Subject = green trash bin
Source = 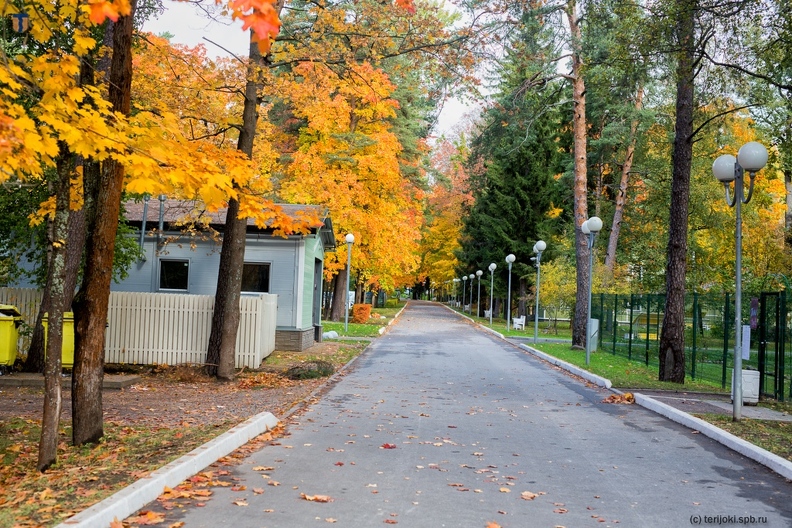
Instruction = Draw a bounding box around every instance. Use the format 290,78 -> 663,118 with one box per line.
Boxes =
0,304 -> 23,367
42,312 -> 75,369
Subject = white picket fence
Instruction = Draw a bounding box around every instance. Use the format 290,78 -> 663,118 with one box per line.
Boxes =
0,288 -> 277,368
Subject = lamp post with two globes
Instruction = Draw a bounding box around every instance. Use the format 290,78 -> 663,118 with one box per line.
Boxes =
468,274 -> 475,314
462,275 -> 467,311
581,217 -> 602,365
505,254 -> 516,330
712,141 -> 768,422
532,240 -> 546,345
488,263 -> 497,325
476,270 -> 483,317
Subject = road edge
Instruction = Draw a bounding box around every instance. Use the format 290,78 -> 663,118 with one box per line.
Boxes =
56,412 -> 279,528
516,341 -> 792,482
57,303 -> 408,527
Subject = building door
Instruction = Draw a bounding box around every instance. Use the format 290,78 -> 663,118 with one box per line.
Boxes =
313,259 -> 323,340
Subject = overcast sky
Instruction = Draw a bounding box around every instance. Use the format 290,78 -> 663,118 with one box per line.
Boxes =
142,1 -> 469,137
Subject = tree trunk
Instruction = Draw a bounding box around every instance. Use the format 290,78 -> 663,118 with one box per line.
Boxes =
330,269 -> 347,321
518,277 -> 527,317
206,34 -> 269,379
605,85 -> 644,277
566,0 -> 590,349
658,0 -> 695,384
37,146 -> 72,472
72,3 -> 136,446
206,197 -> 246,379
25,204 -> 85,373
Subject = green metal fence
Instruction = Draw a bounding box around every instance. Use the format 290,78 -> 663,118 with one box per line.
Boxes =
590,292 -> 791,401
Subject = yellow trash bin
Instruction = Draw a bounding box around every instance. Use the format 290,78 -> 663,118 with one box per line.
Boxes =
42,312 -> 75,369
0,304 -> 22,367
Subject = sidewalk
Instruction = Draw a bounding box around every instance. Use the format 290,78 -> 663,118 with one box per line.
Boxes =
631,389 -> 792,422
57,303 -> 792,527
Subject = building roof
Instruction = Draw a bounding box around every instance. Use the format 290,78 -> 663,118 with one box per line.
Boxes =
124,199 -> 336,249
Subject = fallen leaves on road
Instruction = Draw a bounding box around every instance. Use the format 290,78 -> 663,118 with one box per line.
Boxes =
126,510 -> 166,525
601,393 -> 634,404
301,493 -> 334,502
380,443 -> 398,449
520,491 -> 538,500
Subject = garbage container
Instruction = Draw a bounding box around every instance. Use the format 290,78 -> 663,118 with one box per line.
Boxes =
0,304 -> 23,367
42,312 -> 75,369
732,368 -> 760,406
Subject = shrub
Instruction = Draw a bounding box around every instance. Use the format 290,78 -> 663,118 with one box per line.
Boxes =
285,360 -> 335,380
352,303 -> 372,323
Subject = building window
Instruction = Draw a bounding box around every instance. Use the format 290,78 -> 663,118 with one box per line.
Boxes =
242,263 -> 270,293
159,259 -> 189,291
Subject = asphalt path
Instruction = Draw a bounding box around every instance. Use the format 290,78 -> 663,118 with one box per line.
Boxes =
157,301 -> 792,527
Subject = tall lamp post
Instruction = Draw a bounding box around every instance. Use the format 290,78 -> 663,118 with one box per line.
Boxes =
488,263 -> 496,325
468,274 -> 475,314
453,278 -> 460,306
505,254 -> 516,330
532,240 -> 546,345
712,141 -> 768,422
344,233 -> 354,333
581,217 -> 602,365
462,275 -> 468,311
476,270 -> 483,317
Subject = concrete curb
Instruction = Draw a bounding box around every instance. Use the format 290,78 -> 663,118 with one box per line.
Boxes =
514,341 -> 792,481
441,304 -> 505,340
518,343 -> 612,389
633,393 -> 792,480
59,306 -> 407,527
57,412 -> 279,528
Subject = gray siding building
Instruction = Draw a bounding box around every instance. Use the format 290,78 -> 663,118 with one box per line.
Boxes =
6,199 -> 336,350
116,199 -> 335,351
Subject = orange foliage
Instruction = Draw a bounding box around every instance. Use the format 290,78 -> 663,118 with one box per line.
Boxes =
352,303 -> 372,323
277,61 -> 424,291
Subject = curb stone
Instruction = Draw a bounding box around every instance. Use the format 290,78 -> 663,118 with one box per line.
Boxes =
516,342 -> 792,481
518,343 -> 612,389
56,412 -> 279,528
633,392 -> 792,480
56,304 -> 407,528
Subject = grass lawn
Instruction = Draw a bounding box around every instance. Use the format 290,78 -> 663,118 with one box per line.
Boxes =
531,342 -> 729,392
320,303 -> 406,338
449,306 -> 573,339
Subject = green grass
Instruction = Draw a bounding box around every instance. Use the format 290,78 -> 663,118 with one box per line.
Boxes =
322,321 -> 384,338
531,342 -> 729,393
701,414 -> 792,461
451,306 -> 573,339
320,305 -> 404,338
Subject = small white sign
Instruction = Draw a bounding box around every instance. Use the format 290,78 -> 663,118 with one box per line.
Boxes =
742,325 -> 751,360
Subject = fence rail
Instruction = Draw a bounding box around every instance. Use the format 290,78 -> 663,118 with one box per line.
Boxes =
590,292 -> 791,401
0,288 -> 277,369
